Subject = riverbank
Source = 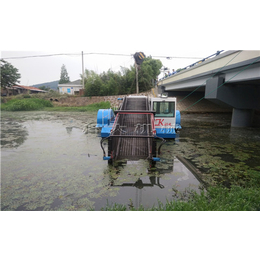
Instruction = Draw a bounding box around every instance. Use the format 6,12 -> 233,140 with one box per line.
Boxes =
49,93 -> 233,113
1,90 -> 233,113
0,97 -> 111,112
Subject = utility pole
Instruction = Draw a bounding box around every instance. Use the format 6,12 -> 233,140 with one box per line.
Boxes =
82,51 -> 84,91
133,52 -> 145,94
135,62 -> 139,94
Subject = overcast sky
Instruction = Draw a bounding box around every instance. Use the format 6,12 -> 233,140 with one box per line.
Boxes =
1,0 -> 258,86
1,50 -> 220,85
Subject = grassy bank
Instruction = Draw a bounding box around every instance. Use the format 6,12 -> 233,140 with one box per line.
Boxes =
1,97 -> 111,112
101,167 -> 260,211
101,164 -> 260,211
1,98 -> 53,111
101,185 -> 260,211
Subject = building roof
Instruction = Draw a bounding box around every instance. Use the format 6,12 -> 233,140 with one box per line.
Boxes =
13,85 -> 47,92
58,79 -> 82,87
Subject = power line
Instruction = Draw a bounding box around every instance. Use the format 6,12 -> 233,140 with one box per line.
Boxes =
2,52 -> 132,60
2,53 -> 79,60
3,52 -> 205,60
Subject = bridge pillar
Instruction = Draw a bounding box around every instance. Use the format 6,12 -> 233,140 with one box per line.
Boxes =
231,108 -> 254,127
205,76 -> 260,127
158,85 -> 165,95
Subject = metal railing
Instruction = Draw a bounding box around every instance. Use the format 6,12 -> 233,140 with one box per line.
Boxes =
159,50 -> 224,81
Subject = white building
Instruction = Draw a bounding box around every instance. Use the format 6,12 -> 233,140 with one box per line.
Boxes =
58,79 -> 83,95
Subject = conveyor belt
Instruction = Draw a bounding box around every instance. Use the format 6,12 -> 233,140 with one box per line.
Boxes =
122,97 -> 148,110
109,96 -> 156,161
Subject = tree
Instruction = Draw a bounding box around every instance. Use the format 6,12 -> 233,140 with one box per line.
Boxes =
0,59 -> 21,88
145,56 -> 163,80
137,56 -> 162,92
82,56 -> 162,97
84,69 -> 103,97
119,66 -> 135,94
101,69 -> 121,96
59,64 -> 70,84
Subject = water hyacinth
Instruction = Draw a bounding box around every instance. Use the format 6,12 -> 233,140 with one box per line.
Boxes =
1,111 -> 260,211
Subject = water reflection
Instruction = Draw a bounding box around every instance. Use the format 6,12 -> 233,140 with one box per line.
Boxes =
1,118 -> 28,148
97,157 -> 201,209
66,127 -> 73,135
111,176 -> 165,189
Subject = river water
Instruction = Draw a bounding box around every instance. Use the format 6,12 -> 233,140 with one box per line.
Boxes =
1,111 -> 260,210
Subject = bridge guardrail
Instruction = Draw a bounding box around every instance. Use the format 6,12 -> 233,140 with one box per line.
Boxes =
159,50 -> 224,81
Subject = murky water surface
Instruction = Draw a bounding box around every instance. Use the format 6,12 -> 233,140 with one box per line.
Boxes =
1,111 -> 260,210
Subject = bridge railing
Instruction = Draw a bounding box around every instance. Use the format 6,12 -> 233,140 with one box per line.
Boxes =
159,50 -> 224,81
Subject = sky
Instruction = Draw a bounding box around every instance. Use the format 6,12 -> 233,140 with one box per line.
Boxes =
1,1 -> 258,86
1,50 -> 220,85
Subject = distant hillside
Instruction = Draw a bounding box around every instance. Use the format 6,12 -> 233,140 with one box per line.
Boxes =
32,80 -> 59,91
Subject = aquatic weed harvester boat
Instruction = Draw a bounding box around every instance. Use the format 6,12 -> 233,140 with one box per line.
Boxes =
96,94 -> 181,164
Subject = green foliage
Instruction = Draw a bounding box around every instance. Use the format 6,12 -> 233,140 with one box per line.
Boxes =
22,94 -> 31,98
44,101 -> 111,112
138,56 -> 162,92
158,185 -> 260,211
1,96 -> 110,112
83,56 -> 162,96
84,70 -> 104,97
1,98 -> 53,111
101,200 -> 127,211
0,59 -> 21,88
85,101 -> 111,111
101,185 -> 260,211
59,64 -> 70,84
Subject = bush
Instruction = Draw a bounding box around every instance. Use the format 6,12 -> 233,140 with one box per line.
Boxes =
1,98 -> 53,111
23,94 -> 31,98
156,185 -> 260,211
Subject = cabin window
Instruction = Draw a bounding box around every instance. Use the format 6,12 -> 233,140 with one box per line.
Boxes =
153,101 -> 175,117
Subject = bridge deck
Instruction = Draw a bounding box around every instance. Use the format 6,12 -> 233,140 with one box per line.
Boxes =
158,50 -> 260,91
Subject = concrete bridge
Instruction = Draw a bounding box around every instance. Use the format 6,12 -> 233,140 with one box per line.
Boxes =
158,50 -> 260,127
